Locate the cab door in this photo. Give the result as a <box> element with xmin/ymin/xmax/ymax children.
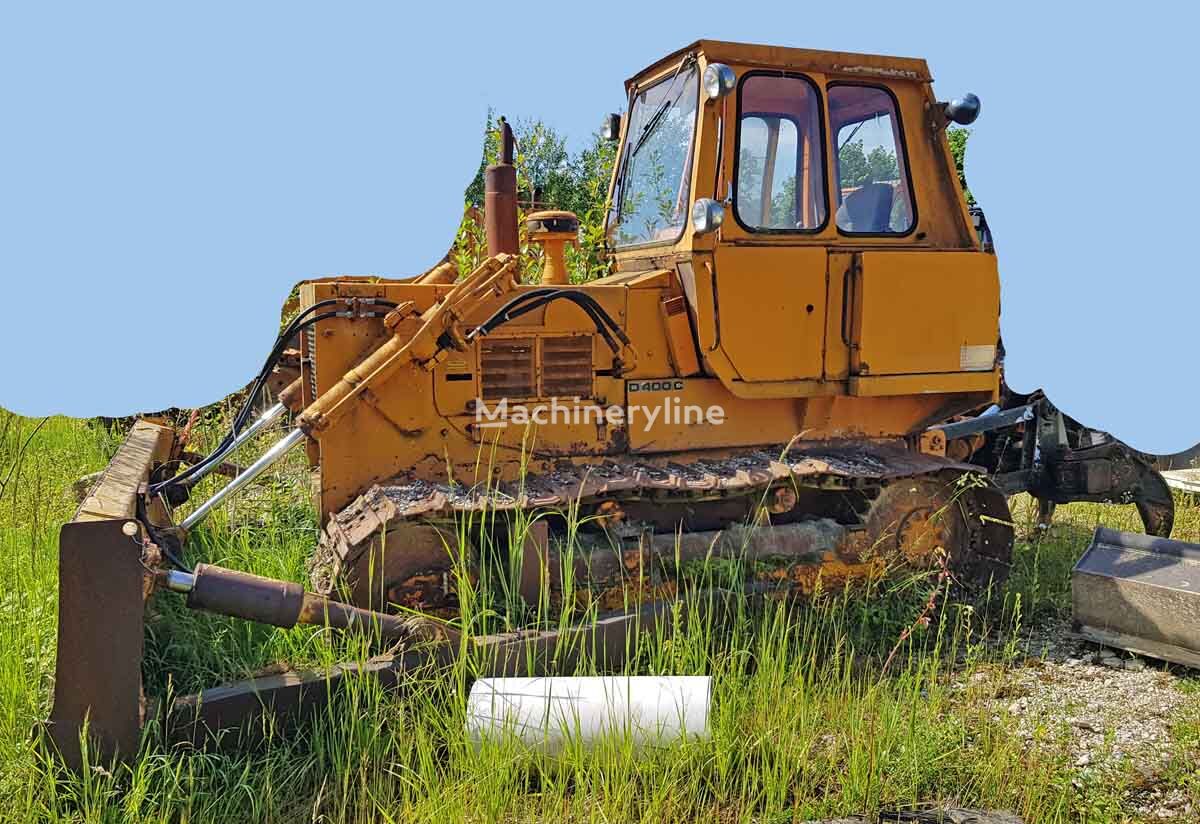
<box><xmin>711</xmin><ymin>73</ymin><xmax>831</xmax><ymax>384</ymax></box>
<box><xmin>823</xmin><ymin>83</ymin><xmax>999</xmax><ymax>393</ymax></box>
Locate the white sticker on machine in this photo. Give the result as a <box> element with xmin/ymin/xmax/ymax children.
<box><xmin>960</xmin><ymin>344</ymin><xmax>996</xmax><ymax>371</ymax></box>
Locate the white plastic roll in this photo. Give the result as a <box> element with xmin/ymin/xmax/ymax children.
<box><xmin>465</xmin><ymin>676</ymin><xmax>711</xmax><ymax>753</ymax></box>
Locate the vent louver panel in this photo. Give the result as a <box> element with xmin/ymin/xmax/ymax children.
<box><xmin>541</xmin><ymin>336</ymin><xmax>594</xmax><ymax>398</ymax></box>
<box><xmin>479</xmin><ymin>335</ymin><xmax>594</xmax><ymax>401</ymax></box>
<box><xmin>481</xmin><ymin>337</ymin><xmax>535</xmax><ymax>400</ymax></box>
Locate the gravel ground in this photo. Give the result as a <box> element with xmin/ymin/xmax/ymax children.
<box><xmin>956</xmin><ymin>619</ymin><xmax>1198</xmax><ymax>820</ymax></box>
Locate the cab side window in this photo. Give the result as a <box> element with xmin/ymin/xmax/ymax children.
<box><xmin>734</xmin><ymin>74</ymin><xmax>827</xmax><ymax>231</ymax></box>
<box><xmin>828</xmin><ymin>84</ymin><xmax>914</xmax><ymax>234</ymax></box>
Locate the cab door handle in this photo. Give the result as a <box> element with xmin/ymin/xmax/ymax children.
<box><xmin>841</xmin><ymin>256</ymin><xmax>863</xmax><ymax>373</ymax></box>
<box><xmin>841</xmin><ymin>257</ymin><xmax>859</xmax><ymax>346</ymax></box>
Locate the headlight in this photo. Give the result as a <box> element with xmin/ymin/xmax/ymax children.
<box><xmin>703</xmin><ymin>64</ymin><xmax>736</xmax><ymax>100</ymax></box>
<box><xmin>691</xmin><ymin>198</ymin><xmax>725</xmax><ymax>235</ymax></box>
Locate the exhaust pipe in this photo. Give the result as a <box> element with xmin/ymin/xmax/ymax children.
<box><xmin>485</xmin><ymin>117</ymin><xmax>519</xmax><ymax>257</ymax></box>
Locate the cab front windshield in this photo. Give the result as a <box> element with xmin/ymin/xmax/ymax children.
<box><xmin>609</xmin><ymin>62</ymin><xmax>700</xmax><ymax>247</ymax></box>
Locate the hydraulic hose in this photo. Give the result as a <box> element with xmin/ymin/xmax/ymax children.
<box><xmin>152</xmin><ymin>301</ymin><xmax>395</xmax><ymax>494</ymax></box>
<box><xmin>469</xmin><ymin>289</ymin><xmax>630</xmax><ymax>357</ymax></box>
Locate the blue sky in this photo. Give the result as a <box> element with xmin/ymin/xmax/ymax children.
<box><xmin>1</xmin><ymin>1</ymin><xmax>1195</xmax><ymax>453</ymax></box>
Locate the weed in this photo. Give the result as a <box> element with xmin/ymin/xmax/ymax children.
<box><xmin>0</xmin><ymin>409</ymin><xmax>1196</xmax><ymax>822</ymax></box>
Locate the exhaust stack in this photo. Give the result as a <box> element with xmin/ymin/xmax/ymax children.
<box><xmin>485</xmin><ymin>117</ymin><xmax>519</xmax><ymax>257</ymax></box>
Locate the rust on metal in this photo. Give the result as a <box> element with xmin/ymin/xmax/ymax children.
<box><xmin>766</xmin><ymin>486</ymin><xmax>798</xmax><ymax>514</ymax></box>
<box><xmin>183</xmin><ymin>563</ymin><xmax>454</xmax><ymax>643</ymax></box>
<box><xmin>47</xmin><ymin>420</ymin><xmax>175</xmax><ymax>771</ymax></box>
<box><xmin>177</xmin><ymin>450</ymin><xmax>242</xmax><ymax>479</ymax></box>
<box><xmin>266</xmin><ymin>349</ymin><xmax>302</xmax><ymax>399</ymax></box>
<box><xmin>168</xmin><ymin>648</ymin><xmax>448</xmax><ymax>750</ymax></box>
<box><xmin>319</xmin><ymin>442</ymin><xmax>1012</xmax><ymax>612</ymax></box>
<box><xmin>187</xmin><ymin>563</ymin><xmax>305</xmax><ymax>627</ymax></box>
<box><xmin>324</xmin><ymin>441</ymin><xmax>970</xmax><ymax>531</ymax></box>
<box><xmin>277</xmin><ymin>375</ymin><xmax>304</xmax><ymax>412</ymax></box>
<box><xmin>316</xmin><ymin>440</ymin><xmax>977</xmax><ymax>607</ymax></box>
<box><xmin>167</xmin><ymin>594</ymin><xmax>696</xmax><ymax>749</ymax></box>
<box><xmin>484</xmin><ymin>118</ymin><xmax>519</xmax><ymax>257</ymax></box>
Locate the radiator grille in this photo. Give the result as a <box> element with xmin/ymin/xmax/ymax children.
<box><xmin>481</xmin><ymin>337</ymin><xmax>536</xmax><ymax>400</ymax></box>
<box><xmin>541</xmin><ymin>336</ymin><xmax>594</xmax><ymax>398</ymax></box>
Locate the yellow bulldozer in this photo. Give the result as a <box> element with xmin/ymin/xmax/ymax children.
<box><xmin>46</xmin><ymin>40</ymin><xmax>1181</xmax><ymax>769</ymax></box>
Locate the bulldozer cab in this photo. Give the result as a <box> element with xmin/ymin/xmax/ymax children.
<box><xmin>605</xmin><ymin>40</ymin><xmax>997</xmax><ymax>399</ymax></box>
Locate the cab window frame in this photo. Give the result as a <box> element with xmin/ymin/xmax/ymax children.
<box><xmin>731</xmin><ymin>70</ymin><xmax>830</xmax><ymax>235</ymax></box>
<box><xmin>827</xmin><ymin>81</ymin><xmax>919</xmax><ymax>238</ymax></box>
<box><xmin>607</xmin><ymin>60</ymin><xmax>703</xmax><ymax>251</ymax></box>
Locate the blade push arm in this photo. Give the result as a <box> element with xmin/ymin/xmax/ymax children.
<box><xmin>298</xmin><ymin>253</ymin><xmax>520</xmax><ymax>434</ymax></box>
<box><xmin>178</xmin><ymin>254</ymin><xmax>519</xmax><ymax>533</ymax></box>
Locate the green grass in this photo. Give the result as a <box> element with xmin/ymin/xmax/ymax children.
<box><xmin>1</xmin><ymin>409</ymin><xmax>1197</xmax><ymax>823</ymax></box>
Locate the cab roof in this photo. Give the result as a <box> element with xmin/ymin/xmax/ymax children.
<box><xmin>624</xmin><ymin>39</ymin><xmax>932</xmax><ymax>90</ymax></box>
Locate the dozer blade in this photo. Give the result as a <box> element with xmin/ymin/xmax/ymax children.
<box><xmin>1072</xmin><ymin>527</ymin><xmax>1200</xmax><ymax>669</ymax></box>
<box><xmin>46</xmin><ymin>419</ymin><xmax>176</xmax><ymax>770</ymax></box>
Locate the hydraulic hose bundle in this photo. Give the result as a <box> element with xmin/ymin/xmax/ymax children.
<box><xmin>150</xmin><ymin>297</ymin><xmax>397</xmax><ymax>497</ymax></box>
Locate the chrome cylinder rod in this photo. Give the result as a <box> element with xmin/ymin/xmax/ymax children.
<box><xmin>180</xmin><ymin>428</ymin><xmax>306</xmax><ymax>530</ymax></box>
<box><xmin>187</xmin><ymin>401</ymin><xmax>287</xmax><ymax>485</ymax></box>
<box><xmin>162</xmin><ymin>569</ymin><xmax>196</xmax><ymax>593</ymax></box>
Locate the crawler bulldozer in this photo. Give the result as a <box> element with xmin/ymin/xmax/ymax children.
<box><xmin>47</xmin><ymin>40</ymin><xmax>1180</xmax><ymax>769</ymax></box>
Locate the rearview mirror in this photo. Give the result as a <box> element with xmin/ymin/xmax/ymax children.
<box><xmin>942</xmin><ymin>93</ymin><xmax>981</xmax><ymax>125</ymax></box>
<box><xmin>601</xmin><ymin>113</ymin><xmax>621</xmax><ymax>142</ymax></box>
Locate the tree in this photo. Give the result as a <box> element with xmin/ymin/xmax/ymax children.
<box><xmin>770</xmin><ymin>176</ymin><xmax>797</xmax><ymax>227</ymax></box>
<box><xmin>838</xmin><ymin>140</ymin><xmax>899</xmax><ymax>189</ymax></box>
<box><xmin>463</xmin><ymin>112</ymin><xmax>572</xmax><ymax>208</ymax></box>
<box><xmin>866</xmin><ymin>145</ymin><xmax>899</xmax><ymax>183</ymax></box>
<box><xmin>735</xmin><ymin>146</ymin><xmax>765</xmax><ymax>224</ymax></box>
<box><xmin>838</xmin><ymin>140</ymin><xmax>869</xmax><ymax>189</ymax></box>
<box><xmin>459</xmin><ymin>112</ymin><xmax>616</xmax><ymax>282</ymax></box>
<box><xmin>947</xmin><ymin>127</ymin><xmax>973</xmax><ymax>204</ymax></box>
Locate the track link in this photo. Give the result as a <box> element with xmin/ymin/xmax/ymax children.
<box><xmin>314</xmin><ymin>442</ymin><xmax>1015</xmax><ymax>612</ymax></box>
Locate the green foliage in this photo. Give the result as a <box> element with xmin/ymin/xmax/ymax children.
<box><xmin>453</xmin><ymin>116</ymin><xmax>975</xmax><ymax>282</ymax></box>
<box><xmin>735</xmin><ymin>166</ymin><xmax>801</xmax><ymax>229</ymax></box>
<box><xmin>735</xmin><ymin>144</ymin><xmax>799</xmax><ymax>229</ymax></box>
<box><xmin>564</xmin><ymin>130</ymin><xmax>617</xmax><ymax>282</ymax></box>
<box><xmin>770</xmin><ymin>176</ymin><xmax>797</xmax><ymax>227</ymax></box>
<box><xmin>459</xmin><ymin>111</ymin><xmax>615</xmax><ymax>283</ymax></box>
<box><xmin>611</xmin><ymin>106</ymin><xmax>696</xmax><ymax>246</ymax></box>
<box><xmin>947</xmin><ymin>126</ymin><xmax>974</xmax><ymax>204</ymax></box>
<box><xmin>837</xmin><ymin>140</ymin><xmax>900</xmax><ymax>189</ymax></box>
<box><xmin>3</xmin><ymin>413</ymin><xmax>1199</xmax><ymax>821</ymax></box>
